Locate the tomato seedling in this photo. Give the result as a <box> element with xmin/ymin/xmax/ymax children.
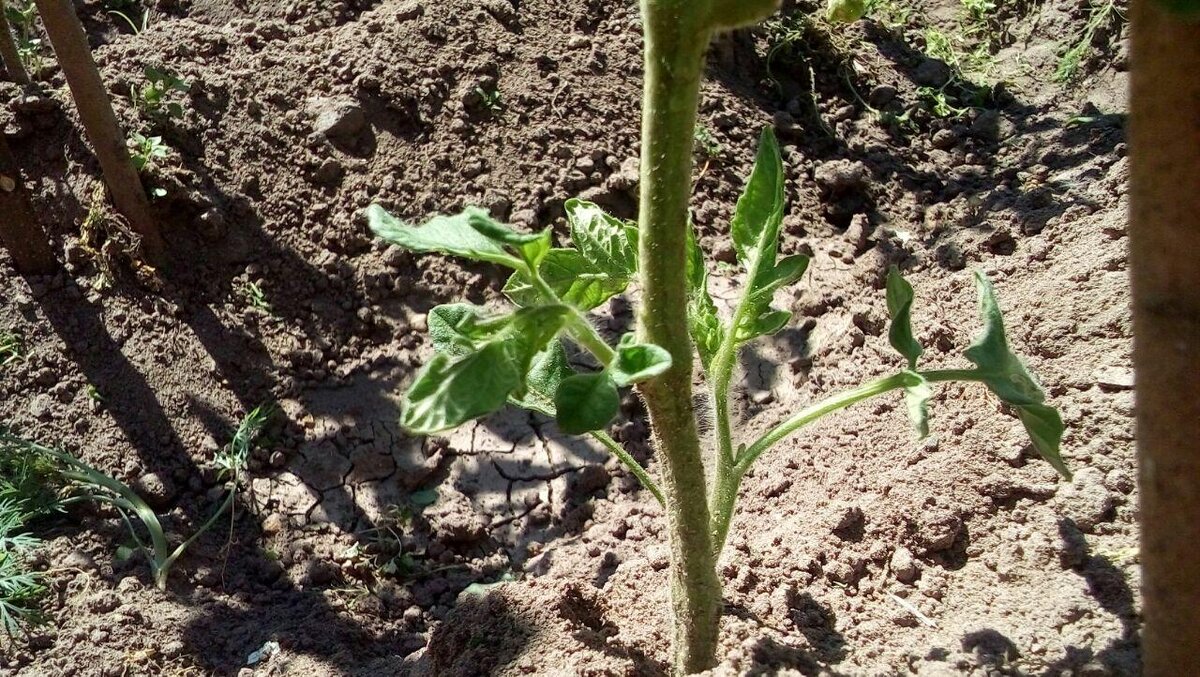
<box><xmin>367</xmin><ymin>1</ymin><xmax>1069</xmax><ymax>673</ymax></box>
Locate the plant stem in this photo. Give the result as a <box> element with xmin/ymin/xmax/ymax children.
<box><xmin>0</xmin><ymin>0</ymin><xmax>30</xmax><ymax>85</ymax></box>
<box><xmin>157</xmin><ymin>481</ymin><xmax>237</xmax><ymax>589</ymax></box>
<box><xmin>709</xmin><ymin>369</ymin><xmax>989</xmax><ymax>551</ymax></box>
<box><xmin>736</xmin><ymin>372</ymin><xmax>913</xmax><ymax>475</ymax></box>
<box><xmin>567</xmin><ymin>314</ymin><xmax>616</xmax><ymax>366</ymax></box>
<box><xmin>637</xmin><ymin>2</ymin><xmax>722</xmax><ymax>673</ymax></box>
<box><xmin>529</xmin><ymin>263</ymin><xmax>617</xmax><ymax>366</ymax></box>
<box><xmin>591</xmin><ymin>430</ymin><xmax>666</xmax><ymax>507</ymax></box>
<box><xmin>706</xmin><ymin>207</ymin><xmax>781</xmax><ymax>557</ymax></box>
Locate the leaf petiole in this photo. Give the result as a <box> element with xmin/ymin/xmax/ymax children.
<box><xmin>590</xmin><ymin>430</ymin><xmax>666</xmax><ymax>507</ymax></box>
<box><xmin>525</xmin><ymin>258</ymin><xmax>617</xmax><ymax>367</ymax></box>
<box><xmin>735</xmin><ymin>368</ymin><xmax>990</xmax><ymax>474</ymax></box>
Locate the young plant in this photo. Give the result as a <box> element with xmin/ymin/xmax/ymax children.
<box><xmin>961</xmin><ymin>0</ymin><xmax>996</xmax><ymax>24</ymax></box>
<box><xmin>1</xmin><ymin>405</ymin><xmax>271</xmax><ymax>590</ymax></box>
<box><xmin>0</xmin><ymin>429</ymin><xmax>65</xmax><ymax>637</ymax></box>
<box><xmin>0</xmin><ymin>503</ymin><xmax>46</xmax><ymax>637</ymax></box>
<box><xmin>126</xmin><ymin>131</ymin><xmax>169</xmax><ymax>198</ymax></box>
<box><xmin>918</xmin><ymin>85</ymin><xmax>971</xmax><ymax>118</ymax></box>
<box><xmin>366</xmin><ymin>2</ymin><xmax>1069</xmax><ymax>673</ymax></box>
<box><xmin>106</xmin><ymin>3</ymin><xmax>149</xmax><ymax>35</ymax></box>
<box><xmin>126</xmin><ymin>131</ymin><xmax>168</xmax><ymax>172</ymax></box>
<box><xmin>240</xmin><ymin>281</ymin><xmax>272</xmax><ymax>313</ymax></box>
<box><xmin>474</xmin><ymin>86</ymin><xmax>504</xmax><ymax>114</ymax></box>
<box><xmin>1055</xmin><ymin>0</ymin><xmax>1124</xmax><ymax>83</ymax></box>
<box><xmin>863</xmin><ymin>0</ymin><xmax>913</xmax><ymax>29</ymax></box>
<box><xmin>132</xmin><ymin>65</ymin><xmax>189</xmax><ymax>120</ymax></box>
<box><xmin>693</xmin><ymin>124</ymin><xmax>722</xmax><ymax>160</ymax></box>
<box><xmin>2</xmin><ymin>0</ymin><xmax>43</xmax><ymax>75</ymax></box>
<box><xmin>0</xmin><ymin>331</ymin><xmax>23</xmax><ymax>367</ymax></box>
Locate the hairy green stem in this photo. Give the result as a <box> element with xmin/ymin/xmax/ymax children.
<box><xmin>567</xmin><ymin>314</ymin><xmax>616</xmax><ymax>366</ymax></box>
<box><xmin>735</xmin><ymin>373</ymin><xmax>913</xmax><ymax>474</ymax></box>
<box><xmin>528</xmin><ymin>261</ymin><xmax>617</xmax><ymax>367</ymax></box>
<box><xmin>708</xmin><ymin>369</ymin><xmax>990</xmax><ymax>550</ymax></box>
<box><xmin>637</xmin><ymin>2</ymin><xmax>722</xmax><ymax>673</ymax></box>
<box><xmin>706</xmin><ymin>202</ymin><xmax>783</xmax><ymax>556</ymax></box>
<box><xmin>591</xmin><ymin>431</ymin><xmax>666</xmax><ymax>507</ymax></box>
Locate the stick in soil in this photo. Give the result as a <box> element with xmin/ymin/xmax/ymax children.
<box><xmin>0</xmin><ymin>0</ymin><xmax>30</xmax><ymax>85</ymax></box>
<box><xmin>1129</xmin><ymin>3</ymin><xmax>1200</xmax><ymax>674</ymax></box>
<box><xmin>32</xmin><ymin>0</ymin><xmax>164</xmax><ymax>263</ymax></box>
<box><xmin>0</xmin><ymin>135</ymin><xmax>56</xmax><ymax>274</ymax></box>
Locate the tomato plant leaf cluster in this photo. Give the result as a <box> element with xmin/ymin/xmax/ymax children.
<box><xmin>368</xmin><ymin>200</ymin><xmax>669</xmax><ymax>437</ymax></box>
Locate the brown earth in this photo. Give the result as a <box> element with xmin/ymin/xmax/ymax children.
<box><xmin>0</xmin><ymin>0</ymin><xmax>1135</xmax><ymax>675</ymax></box>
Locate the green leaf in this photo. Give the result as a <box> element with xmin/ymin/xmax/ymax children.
<box><xmin>565</xmin><ymin>199</ymin><xmax>638</xmax><ymax>277</ymax></box>
<box><xmin>734</xmin><ymin>255</ymin><xmax>809</xmax><ymax>343</ymax></box>
<box><xmin>367</xmin><ymin>205</ymin><xmax>550</xmax><ymax>270</ymax></box>
<box><xmin>611</xmin><ymin>334</ymin><xmax>672</xmax><ymax>387</ymax></box>
<box><xmin>509</xmin><ymin>340</ymin><xmax>572</xmax><ymax>417</ymax></box>
<box><xmin>741</xmin><ymin>310</ymin><xmax>792</xmax><ymax>339</ymax></box>
<box><xmin>900</xmin><ymin>370</ymin><xmax>932</xmax><ymax>439</ymax></box>
<box><xmin>961</xmin><ymin>272</ymin><xmax>1071</xmax><ymax>480</ymax></box>
<box><xmin>728</xmin><ymin>128</ymin><xmax>808</xmax><ymax>344</ymax></box>
<box><xmin>963</xmin><ymin>272</ymin><xmax>1046</xmax><ymax>406</ymax></box>
<box><xmin>368</xmin><ymin>205</ymin><xmax>519</xmax><ymax>268</ymax></box>
<box><xmin>827</xmin><ymin>0</ymin><xmax>867</xmax><ymax>23</ymax></box>
<box><xmin>686</xmin><ymin>226</ymin><xmax>724</xmax><ymax>371</ymax></box>
<box><xmin>401</xmin><ymin>306</ymin><xmax>571</xmax><ymax>434</ymax></box>
<box><xmin>428</xmin><ymin>304</ymin><xmax>511</xmax><ymax>357</ymax></box>
<box><xmin>1016</xmin><ymin>404</ymin><xmax>1071</xmax><ymax>480</ymax></box>
<box><xmin>554</xmin><ymin>372</ymin><xmax>620</xmax><ymax>434</ymax></box>
<box><xmin>506</xmin><ymin>306</ymin><xmax>575</xmax><ymax>373</ymax></box>
<box><xmin>503</xmin><ymin>249</ymin><xmax>631</xmax><ymax>311</ymax></box>
<box><xmin>730</xmin><ymin>128</ymin><xmax>785</xmax><ymax>269</ymax></box>
<box><xmin>402</xmin><ymin>343</ymin><xmax>523</xmax><ymax>434</ymax></box>
<box><xmin>761</xmin><ymin>255</ymin><xmax>808</xmax><ymax>289</ymax></box>
<box><xmin>886</xmin><ymin>266</ymin><xmax>923</xmax><ymax>369</ymax></box>
<box><xmin>465</xmin><ymin>210</ymin><xmax>552</xmax><ymax>268</ymax></box>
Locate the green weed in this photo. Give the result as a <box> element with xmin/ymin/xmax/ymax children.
<box><xmin>693</xmin><ymin>125</ymin><xmax>723</xmax><ymax>159</ymax></box>
<box><xmin>126</xmin><ymin>132</ymin><xmax>169</xmax><ymax>198</ymax></box>
<box><xmin>863</xmin><ymin>0</ymin><xmax>913</xmax><ymax>28</ymax></box>
<box><xmin>132</xmin><ymin>65</ymin><xmax>189</xmax><ymax>120</ymax></box>
<box><xmin>126</xmin><ymin>132</ymin><xmax>168</xmax><ymax>172</ymax></box>
<box><xmin>960</xmin><ymin>0</ymin><xmax>997</xmax><ymax>24</ymax></box>
<box><xmin>3</xmin><ymin>1</ymin><xmax>42</xmax><ymax>74</ymax></box>
<box><xmin>106</xmin><ymin>0</ymin><xmax>151</xmax><ymax>35</ymax></box>
<box><xmin>475</xmin><ymin>86</ymin><xmax>504</xmax><ymax>114</ymax></box>
<box><xmin>1055</xmin><ymin>0</ymin><xmax>1124</xmax><ymax>83</ymax></box>
<box><xmin>918</xmin><ymin>85</ymin><xmax>971</xmax><ymax>118</ymax></box>
<box><xmin>1</xmin><ymin>405</ymin><xmax>272</xmax><ymax>590</ymax></box>
<box><xmin>0</xmin><ymin>332</ymin><xmax>23</xmax><ymax>368</ymax></box>
<box><xmin>240</xmin><ymin>281</ymin><xmax>272</xmax><ymax>313</ymax></box>
<box><xmin>0</xmin><ymin>428</ymin><xmax>65</xmax><ymax>637</ymax></box>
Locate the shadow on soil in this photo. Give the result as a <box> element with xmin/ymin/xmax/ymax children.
<box><xmin>726</xmin><ymin>590</ymin><xmax>849</xmax><ymax>676</ymax></box>
<box><xmin>945</xmin><ymin>518</ymin><xmax>1139</xmax><ymax>675</ymax></box>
